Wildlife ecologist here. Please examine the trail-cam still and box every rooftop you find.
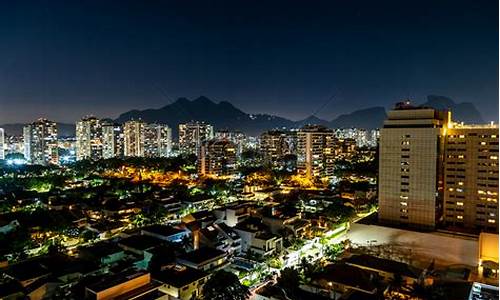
[152,265,208,288]
[86,269,150,293]
[177,247,226,265]
[118,235,164,251]
[141,224,185,237]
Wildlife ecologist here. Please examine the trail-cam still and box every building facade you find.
[0,128,4,160]
[378,102,449,229]
[198,139,237,177]
[443,123,499,233]
[296,125,335,179]
[76,116,103,161]
[23,118,58,165]
[102,122,124,159]
[123,120,145,157]
[144,123,172,157]
[260,130,296,165]
[179,122,214,154]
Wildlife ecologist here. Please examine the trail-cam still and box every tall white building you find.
[179,122,214,154]
[23,118,58,165]
[123,120,145,157]
[102,122,124,159]
[297,125,335,179]
[76,116,103,161]
[378,102,449,229]
[0,128,4,160]
[144,123,172,157]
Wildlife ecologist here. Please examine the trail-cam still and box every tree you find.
[202,270,250,300]
[277,267,301,298]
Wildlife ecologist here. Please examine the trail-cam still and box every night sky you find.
[0,0,497,123]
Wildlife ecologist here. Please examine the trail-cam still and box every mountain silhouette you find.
[421,95,484,123]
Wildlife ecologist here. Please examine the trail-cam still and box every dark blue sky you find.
[0,0,497,123]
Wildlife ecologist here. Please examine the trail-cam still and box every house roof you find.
[152,265,208,288]
[118,235,164,251]
[177,247,226,265]
[86,270,149,293]
[141,224,185,237]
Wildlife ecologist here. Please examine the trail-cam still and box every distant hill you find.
[3,95,481,137]
[0,123,75,137]
[329,107,387,129]
[115,96,386,136]
[115,96,297,136]
[421,95,484,124]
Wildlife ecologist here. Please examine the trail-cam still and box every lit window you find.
[456,188,464,193]
[478,190,485,194]
[458,182,464,186]
[459,135,465,138]
[400,202,408,206]
[458,155,465,159]
[456,202,464,206]
[457,215,463,219]
[448,188,454,192]
[480,141,487,145]
[492,135,497,138]
[488,219,496,223]
[490,156,498,160]
[400,195,408,200]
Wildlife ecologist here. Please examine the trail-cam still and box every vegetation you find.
[201,270,250,300]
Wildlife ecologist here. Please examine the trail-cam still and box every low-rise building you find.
[233,217,283,257]
[141,225,190,243]
[85,270,165,300]
[176,247,228,272]
[154,264,210,300]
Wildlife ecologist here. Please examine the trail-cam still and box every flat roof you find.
[141,224,185,237]
[177,247,226,265]
[86,269,149,293]
[153,265,208,288]
[118,235,164,251]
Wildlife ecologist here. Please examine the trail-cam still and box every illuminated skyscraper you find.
[0,128,4,160]
[198,139,237,177]
[102,122,124,159]
[123,120,145,157]
[76,116,103,161]
[23,118,58,165]
[443,123,499,233]
[144,123,172,157]
[260,130,296,165]
[296,125,335,179]
[378,102,449,229]
[179,122,214,154]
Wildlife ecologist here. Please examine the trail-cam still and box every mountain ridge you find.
[1,95,485,136]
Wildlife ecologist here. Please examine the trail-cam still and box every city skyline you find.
[0,0,498,123]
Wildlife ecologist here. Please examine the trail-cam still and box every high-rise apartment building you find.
[443,123,499,233]
[0,128,4,160]
[215,130,246,157]
[123,120,145,157]
[198,139,237,177]
[179,122,214,154]
[144,123,172,157]
[102,122,124,159]
[296,125,335,179]
[23,118,58,165]
[260,130,296,165]
[378,102,450,229]
[76,116,103,161]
